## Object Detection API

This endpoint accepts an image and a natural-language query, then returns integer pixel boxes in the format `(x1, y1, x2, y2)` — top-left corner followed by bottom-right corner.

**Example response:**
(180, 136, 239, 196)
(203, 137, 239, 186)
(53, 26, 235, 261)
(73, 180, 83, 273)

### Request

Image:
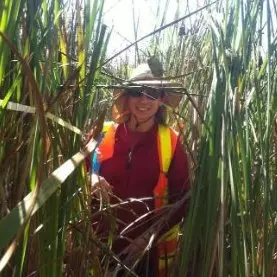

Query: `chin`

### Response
(136, 111, 155, 118)
(136, 114, 153, 121)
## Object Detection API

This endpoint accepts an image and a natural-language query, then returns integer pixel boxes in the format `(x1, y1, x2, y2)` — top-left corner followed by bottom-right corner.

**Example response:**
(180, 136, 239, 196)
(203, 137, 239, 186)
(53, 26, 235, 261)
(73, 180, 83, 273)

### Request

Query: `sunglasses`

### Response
(124, 87, 165, 100)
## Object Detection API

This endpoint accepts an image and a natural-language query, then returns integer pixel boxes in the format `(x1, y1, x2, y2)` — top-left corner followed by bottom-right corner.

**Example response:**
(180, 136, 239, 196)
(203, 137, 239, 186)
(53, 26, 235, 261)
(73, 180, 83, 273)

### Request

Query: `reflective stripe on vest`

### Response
(154, 125, 179, 277)
(91, 122, 118, 173)
(92, 122, 180, 277)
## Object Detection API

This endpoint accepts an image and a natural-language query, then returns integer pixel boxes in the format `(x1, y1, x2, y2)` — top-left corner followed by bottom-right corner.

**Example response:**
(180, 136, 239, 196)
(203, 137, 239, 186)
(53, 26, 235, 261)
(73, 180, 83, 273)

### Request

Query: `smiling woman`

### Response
(87, 60, 190, 276)
(111, 63, 183, 127)
(114, 63, 182, 132)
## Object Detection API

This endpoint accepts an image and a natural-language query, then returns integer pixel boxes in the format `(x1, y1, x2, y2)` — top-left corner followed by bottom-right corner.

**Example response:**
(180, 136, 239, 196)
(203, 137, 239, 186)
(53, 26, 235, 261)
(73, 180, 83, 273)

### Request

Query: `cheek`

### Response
(151, 100, 161, 113)
(127, 97, 137, 112)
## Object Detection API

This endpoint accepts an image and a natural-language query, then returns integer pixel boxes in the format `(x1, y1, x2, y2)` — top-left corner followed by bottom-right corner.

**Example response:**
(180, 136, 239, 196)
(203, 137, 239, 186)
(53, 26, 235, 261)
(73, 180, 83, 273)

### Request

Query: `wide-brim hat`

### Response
(112, 63, 184, 123)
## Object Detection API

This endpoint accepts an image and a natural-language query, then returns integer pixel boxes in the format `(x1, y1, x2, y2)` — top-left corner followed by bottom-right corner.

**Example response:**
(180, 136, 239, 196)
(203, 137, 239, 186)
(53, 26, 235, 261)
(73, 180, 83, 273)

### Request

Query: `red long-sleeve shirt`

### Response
(91, 123, 190, 253)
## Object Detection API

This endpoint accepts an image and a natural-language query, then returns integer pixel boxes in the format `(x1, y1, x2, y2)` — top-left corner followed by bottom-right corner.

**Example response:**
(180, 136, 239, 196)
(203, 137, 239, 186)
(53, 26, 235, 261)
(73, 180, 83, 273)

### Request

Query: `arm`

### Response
(168, 138, 190, 206)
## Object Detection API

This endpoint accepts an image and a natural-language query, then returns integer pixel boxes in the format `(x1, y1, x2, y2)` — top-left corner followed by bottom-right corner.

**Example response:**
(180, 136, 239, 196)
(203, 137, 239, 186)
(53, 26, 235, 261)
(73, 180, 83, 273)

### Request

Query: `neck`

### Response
(127, 115, 156, 132)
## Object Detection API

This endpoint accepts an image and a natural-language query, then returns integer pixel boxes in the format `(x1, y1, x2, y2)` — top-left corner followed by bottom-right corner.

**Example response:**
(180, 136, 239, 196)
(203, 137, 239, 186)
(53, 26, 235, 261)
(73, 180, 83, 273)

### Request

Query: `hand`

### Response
(120, 234, 153, 265)
(91, 173, 113, 203)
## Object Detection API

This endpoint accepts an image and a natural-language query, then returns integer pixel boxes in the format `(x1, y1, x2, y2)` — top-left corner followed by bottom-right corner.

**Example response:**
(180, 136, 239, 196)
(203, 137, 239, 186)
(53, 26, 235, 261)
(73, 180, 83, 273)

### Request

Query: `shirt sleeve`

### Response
(168, 138, 190, 203)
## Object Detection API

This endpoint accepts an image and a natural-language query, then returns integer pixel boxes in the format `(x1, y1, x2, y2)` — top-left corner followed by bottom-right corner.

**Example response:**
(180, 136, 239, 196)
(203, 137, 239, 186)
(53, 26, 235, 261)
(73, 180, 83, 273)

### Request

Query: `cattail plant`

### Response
(1, 0, 277, 276)
(0, 0, 110, 276)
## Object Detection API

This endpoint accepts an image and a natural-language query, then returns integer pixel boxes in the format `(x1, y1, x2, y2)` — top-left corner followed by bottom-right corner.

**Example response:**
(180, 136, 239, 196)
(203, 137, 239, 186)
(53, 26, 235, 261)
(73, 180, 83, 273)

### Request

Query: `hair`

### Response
(155, 105, 168, 125)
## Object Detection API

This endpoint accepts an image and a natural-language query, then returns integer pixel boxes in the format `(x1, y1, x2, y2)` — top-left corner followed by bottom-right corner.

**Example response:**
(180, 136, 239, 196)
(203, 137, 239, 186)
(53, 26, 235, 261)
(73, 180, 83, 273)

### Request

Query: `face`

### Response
(127, 91, 162, 123)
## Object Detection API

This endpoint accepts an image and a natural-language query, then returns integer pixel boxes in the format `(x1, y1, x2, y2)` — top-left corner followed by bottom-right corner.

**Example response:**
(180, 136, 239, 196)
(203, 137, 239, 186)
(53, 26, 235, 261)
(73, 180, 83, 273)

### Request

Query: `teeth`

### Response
(137, 107, 148, 111)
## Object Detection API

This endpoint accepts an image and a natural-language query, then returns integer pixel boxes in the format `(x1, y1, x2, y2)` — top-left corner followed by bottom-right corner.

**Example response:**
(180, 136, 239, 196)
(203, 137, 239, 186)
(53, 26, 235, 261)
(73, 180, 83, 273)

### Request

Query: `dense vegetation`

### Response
(0, 0, 277, 276)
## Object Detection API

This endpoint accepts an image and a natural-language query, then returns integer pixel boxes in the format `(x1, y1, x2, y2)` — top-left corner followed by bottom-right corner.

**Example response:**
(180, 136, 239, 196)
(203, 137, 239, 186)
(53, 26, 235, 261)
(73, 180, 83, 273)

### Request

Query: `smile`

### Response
(136, 107, 150, 112)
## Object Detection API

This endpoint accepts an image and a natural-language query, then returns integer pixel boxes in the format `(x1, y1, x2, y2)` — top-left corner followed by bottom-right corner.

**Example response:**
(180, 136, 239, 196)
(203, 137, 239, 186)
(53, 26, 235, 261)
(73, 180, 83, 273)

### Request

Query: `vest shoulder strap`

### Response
(157, 125, 178, 174)
(102, 121, 116, 133)
(97, 122, 118, 163)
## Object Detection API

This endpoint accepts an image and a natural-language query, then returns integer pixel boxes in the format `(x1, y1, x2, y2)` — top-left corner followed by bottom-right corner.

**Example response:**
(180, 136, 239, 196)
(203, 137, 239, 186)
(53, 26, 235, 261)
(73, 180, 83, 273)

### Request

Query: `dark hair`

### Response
(155, 106, 168, 125)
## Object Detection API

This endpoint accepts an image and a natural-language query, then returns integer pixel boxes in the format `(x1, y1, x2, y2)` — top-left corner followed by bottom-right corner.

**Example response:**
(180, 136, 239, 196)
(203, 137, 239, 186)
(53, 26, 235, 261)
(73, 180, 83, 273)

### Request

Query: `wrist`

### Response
(91, 173, 101, 184)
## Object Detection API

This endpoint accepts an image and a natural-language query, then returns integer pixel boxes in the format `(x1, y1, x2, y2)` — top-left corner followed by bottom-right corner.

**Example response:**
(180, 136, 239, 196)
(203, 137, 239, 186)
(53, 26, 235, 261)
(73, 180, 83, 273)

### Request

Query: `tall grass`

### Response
(160, 1, 277, 276)
(1, 0, 277, 276)
(0, 0, 110, 276)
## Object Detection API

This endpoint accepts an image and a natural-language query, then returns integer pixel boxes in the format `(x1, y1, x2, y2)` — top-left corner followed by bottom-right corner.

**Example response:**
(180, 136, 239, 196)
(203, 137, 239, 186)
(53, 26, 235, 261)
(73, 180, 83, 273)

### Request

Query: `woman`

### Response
(89, 63, 190, 277)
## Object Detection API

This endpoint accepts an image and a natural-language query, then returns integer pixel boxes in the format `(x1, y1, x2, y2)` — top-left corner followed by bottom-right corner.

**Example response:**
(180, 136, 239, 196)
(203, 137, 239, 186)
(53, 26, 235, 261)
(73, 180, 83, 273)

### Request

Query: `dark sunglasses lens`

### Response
(145, 88, 163, 99)
(125, 87, 164, 99)
(125, 88, 142, 97)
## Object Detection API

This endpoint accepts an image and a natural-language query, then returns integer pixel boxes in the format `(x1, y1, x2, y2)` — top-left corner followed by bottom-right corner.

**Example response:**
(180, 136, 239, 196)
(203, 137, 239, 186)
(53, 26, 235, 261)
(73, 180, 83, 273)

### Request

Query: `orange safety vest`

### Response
(94, 122, 180, 277)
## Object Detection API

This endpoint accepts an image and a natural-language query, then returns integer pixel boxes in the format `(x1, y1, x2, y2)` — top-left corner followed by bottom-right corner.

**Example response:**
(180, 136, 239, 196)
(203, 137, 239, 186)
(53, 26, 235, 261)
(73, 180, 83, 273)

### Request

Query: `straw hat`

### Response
(112, 63, 184, 123)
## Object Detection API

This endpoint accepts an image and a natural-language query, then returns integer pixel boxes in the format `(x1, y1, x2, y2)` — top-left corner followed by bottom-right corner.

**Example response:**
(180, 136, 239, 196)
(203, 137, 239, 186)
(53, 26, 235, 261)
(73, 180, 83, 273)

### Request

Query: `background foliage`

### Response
(0, 0, 277, 276)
